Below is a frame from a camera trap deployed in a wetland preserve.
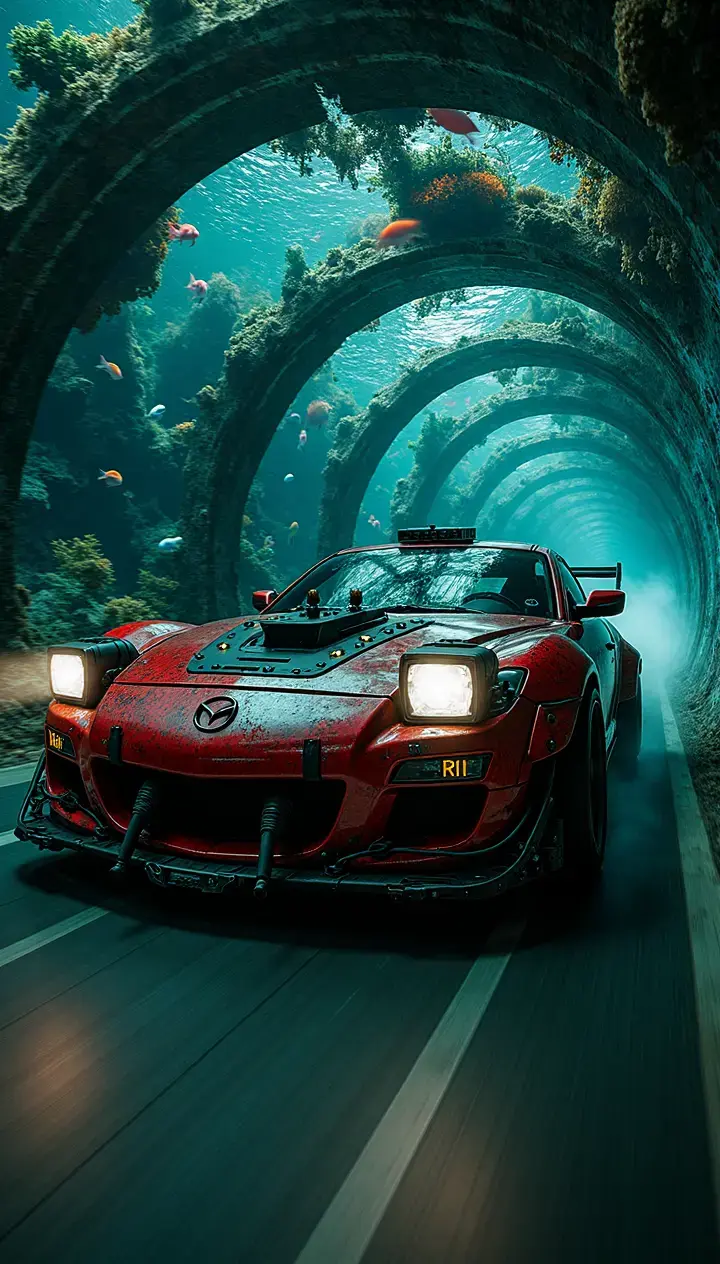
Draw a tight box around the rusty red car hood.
[118,612,561,699]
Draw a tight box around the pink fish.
[427,108,483,148]
[168,221,199,246]
[186,273,208,298]
[368,514,381,530]
[306,399,332,427]
[311,231,323,242]
[96,354,122,380]
[297,429,308,450]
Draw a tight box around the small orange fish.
[377,219,423,249]
[98,468,123,487]
[174,421,195,433]
[97,355,122,380]
[288,521,299,542]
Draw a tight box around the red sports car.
[19,528,642,901]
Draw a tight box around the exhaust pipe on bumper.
[110,780,157,876]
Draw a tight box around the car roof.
[335,540,549,557]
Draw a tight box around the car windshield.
[273,546,556,618]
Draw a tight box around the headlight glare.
[399,642,499,724]
[406,663,473,718]
[47,638,139,707]
[50,653,85,702]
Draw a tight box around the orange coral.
[413,170,507,207]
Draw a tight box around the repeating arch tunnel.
[2,0,720,726]
[316,332,690,557]
[387,390,694,541]
[511,481,669,566]
[453,433,685,552]
[477,459,684,580]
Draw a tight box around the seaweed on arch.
[270,109,428,190]
[535,133,689,291]
[1,18,148,205]
[74,210,180,333]
[614,0,720,165]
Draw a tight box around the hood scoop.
[259,606,387,650]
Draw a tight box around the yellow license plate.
[46,727,75,758]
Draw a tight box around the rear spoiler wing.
[571,563,623,588]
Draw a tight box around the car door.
[556,558,617,726]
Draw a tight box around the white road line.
[0,830,19,848]
[294,919,523,1264]
[660,688,720,1234]
[0,907,107,970]
[0,758,39,788]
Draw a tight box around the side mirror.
[252,589,278,612]
[575,589,626,619]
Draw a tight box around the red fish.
[427,108,482,147]
[376,219,424,249]
[98,468,123,487]
[186,273,208,298]
[168,221,199,246]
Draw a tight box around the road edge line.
[659,686,720,1236]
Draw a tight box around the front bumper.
[16,754,562,901]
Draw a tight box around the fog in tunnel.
[504,470,687,671]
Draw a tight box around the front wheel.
[556,688,607,885]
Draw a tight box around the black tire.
[614,677,643,778]
[556,688,607,884]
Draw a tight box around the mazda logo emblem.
[193,696,239,732]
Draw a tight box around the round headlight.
[406,662,474,719]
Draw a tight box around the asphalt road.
[0,686,717,1264]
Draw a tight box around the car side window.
[556,559,586,614]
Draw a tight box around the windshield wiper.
[385,604,471,614]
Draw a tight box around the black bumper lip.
[16,755,560,901]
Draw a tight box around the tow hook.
[254,796,290,898]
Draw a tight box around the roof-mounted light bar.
[397,526,476,545]
[571,562,623,588]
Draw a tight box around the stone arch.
[317,328,684,560]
